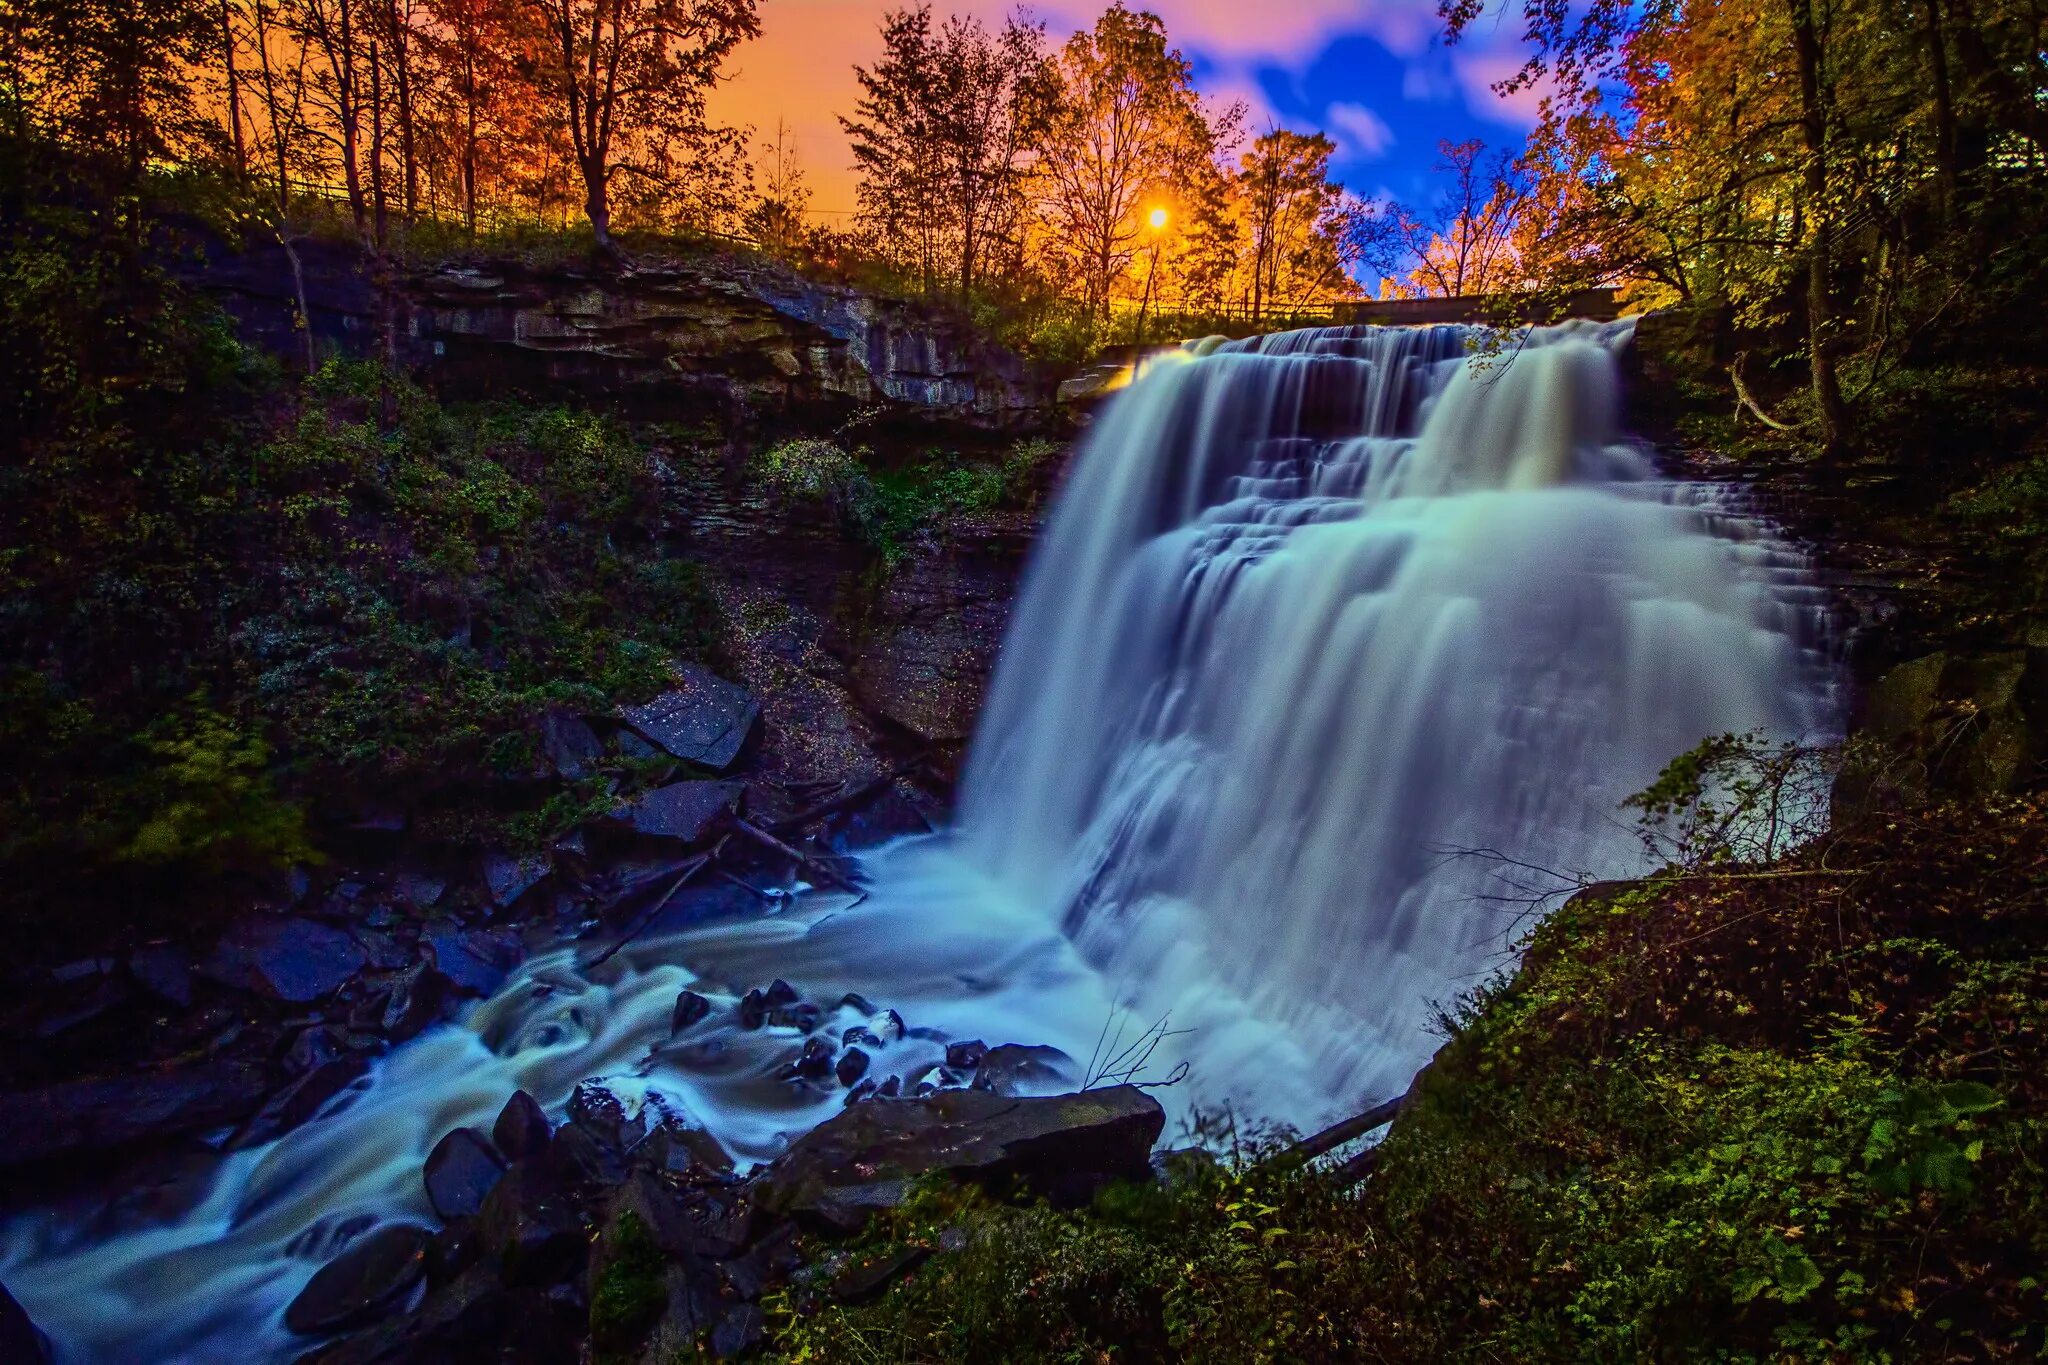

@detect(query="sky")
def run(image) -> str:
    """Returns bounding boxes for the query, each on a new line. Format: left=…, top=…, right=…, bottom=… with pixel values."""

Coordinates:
left=707, top=0, right=1544, bottom=222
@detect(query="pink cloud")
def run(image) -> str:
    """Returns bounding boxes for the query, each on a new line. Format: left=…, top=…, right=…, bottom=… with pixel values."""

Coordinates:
left=1326, top=102, right=1396, bottom=160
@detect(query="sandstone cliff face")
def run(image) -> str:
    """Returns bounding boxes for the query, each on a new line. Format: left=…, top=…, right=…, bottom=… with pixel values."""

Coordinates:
left=196, top=237, right=1058, bottom=428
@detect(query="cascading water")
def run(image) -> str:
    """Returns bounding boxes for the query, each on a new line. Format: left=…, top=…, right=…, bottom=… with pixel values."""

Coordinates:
left=1, top=321, right=1836, bottom=1362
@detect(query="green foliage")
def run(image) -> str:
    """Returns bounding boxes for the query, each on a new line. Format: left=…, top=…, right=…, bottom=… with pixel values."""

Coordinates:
left=770, top=795, right=2048, bottom=1363
left=752, top=437, right=1041, bottom=566
left=118, top=701, right=314, bottom=872
left=590, top=1211, right=667, bottom=1357
left=1622, top=731, right=1836, bottom=869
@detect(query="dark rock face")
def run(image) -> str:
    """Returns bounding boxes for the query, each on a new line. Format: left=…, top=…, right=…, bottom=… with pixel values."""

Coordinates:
left=230, top=1054, right=369, bottom=1150
left=540, top=707, right=603, bottom=781
left=619, top=666, right=762, bottom=771
left=756, top=1085, right=1165, bottom=1227
left=423, top=925, right=522, bottom=998
left=423, top=1128, right=506, bottom=1222
left=476, top=1164, right=584, bottom=1287
left=481, top=852, right=550, bottom=909
left=296, top=1261, right=580, bottom=1365
left=1853, top=649, right=2048, bottom=799
left=195, top=241, right=1058, bottom=429
left=200, top=916, right=367, bottom=1002
left=0, top=1062, right=270, bottom=1168
left=126, top=944, right=193, bottom=1007
left=0, top=1278, right=51, bottom=1364
left=284, top=1223, right=433, bottom=1336
left=616, top=781, right=744, bottom=843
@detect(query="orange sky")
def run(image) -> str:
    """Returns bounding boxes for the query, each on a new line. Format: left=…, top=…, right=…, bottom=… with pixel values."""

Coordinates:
left=705, top=0, right=1518, bottom=220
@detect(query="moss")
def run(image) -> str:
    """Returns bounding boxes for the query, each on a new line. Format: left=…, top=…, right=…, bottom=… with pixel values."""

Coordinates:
left=590, top=1211, right=667, bottom=1358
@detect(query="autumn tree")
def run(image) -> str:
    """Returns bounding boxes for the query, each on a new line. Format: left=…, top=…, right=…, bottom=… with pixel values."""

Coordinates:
left=1366, top=138, right=1532, bottom=299
left=744, top=116, right=811, bottom=255
left=1235, top=127, right=1355, bottom=321
left=520, top=0, right=760, bottom=253
left=1033, top=3, right=1228, bottom=321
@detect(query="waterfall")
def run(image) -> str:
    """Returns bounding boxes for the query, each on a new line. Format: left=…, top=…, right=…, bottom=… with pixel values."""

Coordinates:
left=0, top=321, right=1835, bottom=1362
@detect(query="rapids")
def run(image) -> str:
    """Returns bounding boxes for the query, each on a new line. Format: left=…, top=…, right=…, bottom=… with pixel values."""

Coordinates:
left=0, top=320, right=1837, bottom=1361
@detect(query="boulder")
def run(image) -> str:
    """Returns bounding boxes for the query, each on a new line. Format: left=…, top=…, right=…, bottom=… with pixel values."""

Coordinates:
left=481, top=851, right=550, bottom=909
left=540, top=706, right=603, bottom=780
left=971, top=1043, right=1077, bottom=1096
left=755, top=1086, right=1164, bottom=1228
left=0, top=1062, right=270, bottom=1168
left=422, top=925, right=522, bottom=998
left=379, top=964, right=452, bottom=1041
left=778, top=1037, right=835, bottom=1083
left=422, top=1127, right=505, bottom=1222
left=618, top=665, right=762, bottom=771
left=834, top=1048, right=870, bottom=1088
left=0, top=1279, right=50, bottom=1364
left=283, top=1223, right=433, bottom=1336
left=1851, top=649, right=2048, bottom=800
left=126, top=943, right=193, bottom=1007
left=295, top=1261, right=579, bottom=1365
left=671, top=990, right=713, bottom=1033
left=616, top=781, right=744, bottom=844
left=201, top=916, right=367, bottom=1002
left=944, top=1039, right=988, bottom=1070
left=392, top=871, right=446, bottom=911
left=492, top=1091, right=552, bottom=1165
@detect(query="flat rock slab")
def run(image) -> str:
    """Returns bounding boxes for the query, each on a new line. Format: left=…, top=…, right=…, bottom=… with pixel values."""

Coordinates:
left=0, top=1061, right=270, bottom=1168
left=424, top=1127, right=506, bottom=1222
left=200, top=916, right=367, bottom=1002
left=618, top=781, right=743, bottom=844
left=618, top=665, right=761, bottom=771
left=755, top=1085, right=1164, bottom=1226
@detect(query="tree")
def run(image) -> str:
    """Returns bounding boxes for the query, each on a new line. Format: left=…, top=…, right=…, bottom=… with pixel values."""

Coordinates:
left=1235, top=127, right=1355, bottom=321
left=1368, top=139, right=1533, bottom=299
left=520, top=0, right=760, bottom=253
left=842, top=5, right=1050, bottom=298
left=292, top=0, right=370, bottom=233
left=744, top=116, right=810, bottom=255
left=8, top=0, right=219, bottom=181
left=1032, top=4, right=1228, bottom=321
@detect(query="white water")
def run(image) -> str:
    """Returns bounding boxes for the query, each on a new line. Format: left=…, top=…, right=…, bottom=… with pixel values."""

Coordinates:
left=1, top=321, right=1835, bottom=1361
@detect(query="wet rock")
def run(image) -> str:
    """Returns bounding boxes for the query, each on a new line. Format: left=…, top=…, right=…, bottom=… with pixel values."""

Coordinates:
left=567, top=1081, right=631, bottom=1144
left=873, top=1075, right=902, bottom=1099
left=712, top=1303, right=766, bottom=1358
left=392, top=871, right=446, bottom=911
left=298, top=1261, right=578, bottom=1365
left=737, top=988, right=769, bottom=1030
left=635, top=1107, right=735, bottom=1177
left=671, top=990, right=713, bottom=1032
left=944, top=1039, right=988, bottom=1070
left=200, top=915, right=367, bottom=1002
left=540, top=706, right=603, bottom=780
left=127, top=943, right=193, bottom=1007
left=971, top=1043, right=1078, bottom=1096
left=379, top=964, right=452, bottom=1041
left=870, top=1009, right=906, bottom=1044
left=0, top=1062, right=269, bottom=1168
left=492, top=1090, right=552, bottom=1165
left=757, top=1086, right=1163, bottom=1228
left=283, top=1223, right=432, bottom=1336
left=0, top=1278, right=51, bottom=1364
left=423, top=924, right=522, bottom=997
left=618, top=665, right=762, bottom=771
left=779, top=1037, right=835, bottom=1082
left=422, top=1127, right=505, bottom=1222
left=423, top=1221, right=480, bottom=1288
left=842, top=1078, right=879, bottom=1107
left=829, top=1245, right=931, bottom=1304
left=837, top=992, right=877, bottom=1015
left=835, top=1048, right=871, bottom=1088
left=617, top=780, right=745, bottom=843
left=768, top=1002, right=821, bottom=1033
left=349, top=930, right=411, bottom=972
left=547, top=1119, right=627, bottom=1188
left=481, top=850, right=550, bottom=909
left=477, top=1163, right=584, bottom=1287
left=283, top=1026, right=345, bottom=1077
left=823, top=786, right=935, bottom=854
left=230, top=1054, right=368, bottom=1149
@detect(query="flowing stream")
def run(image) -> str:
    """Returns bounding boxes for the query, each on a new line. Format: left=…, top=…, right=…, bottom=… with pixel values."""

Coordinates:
left=2, top=320, right=1837, bottom=1361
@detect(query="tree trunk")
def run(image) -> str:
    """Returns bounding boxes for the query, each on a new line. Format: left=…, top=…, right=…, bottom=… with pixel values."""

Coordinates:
left=219, top=0, right=247, bottom=174
left=583, top=159, right=614, bottom=255
left=390, top=0, right=416, bottom=216
left=1923, top=0, right=1957, bottom=215
left=369, top=39, right=387, bottom=249
left=1790, top=0, right=1849, bottom=456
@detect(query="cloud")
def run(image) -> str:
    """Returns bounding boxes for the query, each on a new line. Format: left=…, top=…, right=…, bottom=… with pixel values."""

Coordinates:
left=1326, top=102, right=1396, bottom=160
